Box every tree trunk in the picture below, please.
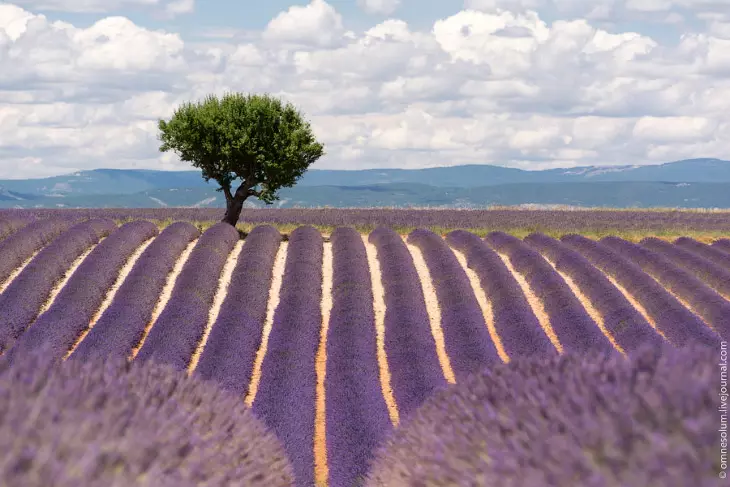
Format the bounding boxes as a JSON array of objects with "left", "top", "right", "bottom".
[{"left": 221, "top": 182, "right": 250, "bottom": 226}]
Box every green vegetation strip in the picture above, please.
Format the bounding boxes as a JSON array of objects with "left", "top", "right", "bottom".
[{"left": 113, "top": 218, "right": 730, "bottom": 244}]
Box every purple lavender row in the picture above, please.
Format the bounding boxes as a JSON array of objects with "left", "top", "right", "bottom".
[
  {"left": 0, "top": 218, "right": 117, "bottom": 353},
  {"left": 0, "top": 218, "right": 76, "bottom": 289},
  {"left": 195, "top": 225, "right": 282, "bottom": 395},
  {"left": 711, "top": 239, "right": 730, "bottom": 256},
  {"left": 641, "top": 237, "right": 730, "bottom": 299},
  {"left": 524, "top": 233, "right": 663, "bottom": 356},
  {"left": 600, "top": 236, "right": 730, "bottom": 340},
  {"left": 8, "top": 221, "right": 160, "bottom": 361},
  {"left": 368, "top": 227, "right": 447, "bottom": 418},
  {"left": 675, "top": 237, "right": 730, "bottom": 273},
  {"left": 561, "top": 234, "right": 719, "bottom": 346},
  {"left": 72, "top": 222, "right": 200, "bottom": 361},
  {"left": 445, "top": 230, "right": 556, "bottom": 359},
  {"left": 325, "top": 227, "right": 392, "bottom": 487},
  {"left": 134, "top": 222, "right": 240, "bottom": 370},
  {"left": 407, "top": 228, "right": 501, "bottom": 378},
  {"left": 484, "top": 232, "right": 614, "bottom": 353},
  {"left": 0, "top": 217, "right": 31, "bottom": 242},
  {"left": 252, "top": 226, "right": 323, "bottom": 487}
]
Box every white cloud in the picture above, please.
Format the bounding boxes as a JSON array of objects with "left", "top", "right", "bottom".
[
  {"left": 357, "top": 0, "right": 401, "bottom": 15},
  {"left": 0, "top": 0, "right": 728, "bottom": 179},
  {"left": 262, "top": 0, "right": 347, "bottom": 48},
  {"left": 7, "top": 0, "right": 192, "bottom": 16}
]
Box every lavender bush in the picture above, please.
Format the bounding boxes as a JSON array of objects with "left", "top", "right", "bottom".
[
  {"left": 195, "top": 225, "right": 282, "bottom": 395},
  {"left": 484, "top": 231, "right": 614, "bottom": 353},
  {"left": 72, "top": 222, "right": 200, "bottom": 361},
  {"left": 135, "top": 222, "right": 239, "bottom": 370},
  {"left": 675, "top": 237, "right": 730, "bottom": 273},
  {"left": 0, "top": 346, "right": 294, "bottom": 486},
  {"left": 0, "top": 218, "right": 117, "bottom": 352},
  {"left": 0, "top": 218, "right": 76, "bottom": 289},
  {"left": 525, "top": 232, "right": 663, "bottom": 356},
  {"left": 366, "top": 342, "right": 719, "bottom": 487},
  {"left": 712, "top": 238, "right": 730, "bottom": 254},
  {"left": 407, "top": 228, "right": 501, "bottom": 378},
  {"left": 642, "top": 237, "right": 730, "bottom": 298},
  {"left": 561, "top": 234, "right": 720, "bottom": 347},
  {"left": 368, "top": 227, "right": 447, "bottom": 418},
  {"left": 445, "top": 230, "right": 556, "bottom": 359},
  {"left": 601, "top": 236, "right": 730, "bottom": 340},
  {"left": 252, "top": 226, "right": 323, "bottom": 487},
  {"left": 7, "top": 221, "right": 159, "bottom": 361},
  {"left": 325, "top": 226, "right": 392, "bottom": 487},
  {"left": 0, "top": 217, "right": 31, "bottom": 242},
  {"left": 5, "top": 207, "right": 730, "bottom": 233}
]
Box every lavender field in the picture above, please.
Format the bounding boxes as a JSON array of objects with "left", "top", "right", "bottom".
[{"left": 0, "top": 210, "right": 723, "bottom": 486}]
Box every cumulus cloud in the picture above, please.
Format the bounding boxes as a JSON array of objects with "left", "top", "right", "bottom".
[
  {"left": 262, "top": 0, "right": 348, "bottom": 48},
  {"left": 357, "top": 0, "right": 401, "bottom": 15},
  {"left": 0, "top": 0, "right": 728, "bottom": 179}
]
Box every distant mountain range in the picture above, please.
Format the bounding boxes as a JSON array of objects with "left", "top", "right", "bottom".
[{"left": 0, "top": 158, "right": 729, "bottom": 209}]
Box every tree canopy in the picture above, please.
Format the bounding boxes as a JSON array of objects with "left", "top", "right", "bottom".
[{"left": 158, "top": 92, "right": 324, "bottom": 225}]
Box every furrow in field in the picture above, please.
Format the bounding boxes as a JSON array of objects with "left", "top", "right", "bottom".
[
  {"left": 0, "top": 218, "right": 117, "bottom": 354},
  {"left": 405, "top": 240, "right": 456, "bottom": 384},
  {"left": 675, "top": 237, "right": 730, "bottom": 274},
  {"left": 496, "top": 251, "right": 561, "bottom": 353},
  {"left": 135, "top": 223, "right": 240, "bottom": 371},
  {"left": 445, "top": 230, "right": 556, "bottom": 360},
  {"left": 524, "top": 233, "right": 663, "bottom": 356},
  {"left": 561, "top": 234, "right": 720, "bottom": 346},
  {"left": 10, "top": 221, "right": 160, "bottom": 361},
  {"left": 195, "top": 225, "right": 282, "bottom": 396},
  {"left": 244, "top": 241, "right": 288, "bottom": 406},
  {"left": 36, "top": 245, "right": 98, "bottom": 318},
  {"left": 485, "top": 232, "right": 614, "bottom": 354},
  {"left": 250, "top": 226, "right": 323, "bottom": 487},
  {"left": 363, "top": 235, "right": 400, "bottom": 427},
  {"left": 0, "top": 218, "right": 75, "bottom": 289},
  {"left": 449, "top": 245, "right": 508, "bottom": 363},
  {"left": 186, "top": 239, "right": 245, "bottom": 374},
  {"left": 641, "top": 237, "right": 730, "bottom": 300},
  {"left": 600, "top": 236, "right": 730, "bottom": 340},
  {"left": 0, "top": 250, "right": 39, "bottom": 294},
  {"left": 130, "top": 237, "right": 198, "bottom": 359},
  {"left": 368, "top": 227, "right": 447, "bottom": 419},
  {"left": 326, "top": 228, "right": 392, "bottom": 487},
  {"left": 407, "top": 229, "right": 501, "bottom": 381},
  {"left": 71, "top": 222, "right": 201, "bottom": 362},
  {"left": 314, "top": 241, "right": 333, "bottom": 487}
]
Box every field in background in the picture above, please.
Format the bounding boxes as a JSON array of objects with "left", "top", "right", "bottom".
[{"left": 3, "top": 206, "right": 730, "bottom": 242}]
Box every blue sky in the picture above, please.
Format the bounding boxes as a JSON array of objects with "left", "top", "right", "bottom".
[{"left": 0, "top": 0, "right": 728, "bottom": 178}]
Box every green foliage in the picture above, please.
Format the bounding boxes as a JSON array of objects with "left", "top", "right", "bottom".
[{"left": 158, "top": 92, "right": 324, "bottom": 204}]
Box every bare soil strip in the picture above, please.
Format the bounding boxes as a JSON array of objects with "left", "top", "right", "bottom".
[
  {"left": 129, "top": 239, "right": 197, "bottom": 360},
  {"left": 646, "top": 272, "right": 714, "bottom": 331},
  {"left": 64, "top": 238, "right": 155, "bottom": 360},
  {"left": 363, "top": 236, "right": 400, "bottom": 427},
  {"left": 314, "top": 242, "right": 333, "bottom": 487},
  {"left": 598, "top": 272, "right": 665, "bottom": 338},
  {"left": 450, "top": 246, "right": 510, "bottom": 363},
  {"left": 496, "top": 252, "right": 563, "bottom": 354},
  {"left": 406, "top": 242, "right": 457, "bottom": 384},
  {"left": 0, "top": 250, "right": 40, "bottom": 294},
  {"left": 36, "top": 242, "right": 102, "bottom": 318},
  {"left": 541, "top": 256, "right": 625, "bottom": 355},
  {"left": 187, "top": 239, "right": 245, "bottom": 374},
  {"left": 244, "top": 242, "right": 288, "bottom": 407}
]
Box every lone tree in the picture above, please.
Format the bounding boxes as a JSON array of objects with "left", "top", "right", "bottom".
[{"left": 158, "top": 92, "right": 325, "bottom": 226}]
